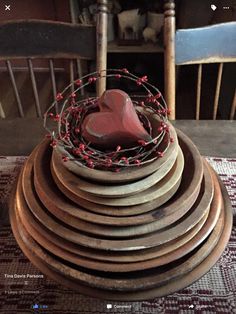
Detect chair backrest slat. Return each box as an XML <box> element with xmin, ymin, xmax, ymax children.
<box><xmin>196</xmin><ymin>64</ymin><xmax>202</xmax><ymax>120</ymax></box>
<box><xmin>27</xmin><ymin>58</ymin><xmax>41</xmax><ymax>118</ymax></box>
<box><xmin>175</xmin><ymin>23</ymin><xmax>236</xmax><ymax>65</ymax></box>
<box><xmin>6</xmin><ymin>60</ymin><xmax>24</xmax><ymax>117</ymax></box>
<box><xmin>0</xmin><ymin>20</ymin><xmax>96</xmax><ymax>60</ymax></box>
<box><xmin>213</xmin><ymin>63</ymin><xmax>224</xmax><ymax>120</ymax></box>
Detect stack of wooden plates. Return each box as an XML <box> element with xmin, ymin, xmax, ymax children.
<box><xmin>10</xmin><ymin>126</ymin><xmax>232</xmax><ymax>301</ymax></box>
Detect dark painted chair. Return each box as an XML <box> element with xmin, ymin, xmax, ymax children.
<box><xmin>164</xmin><ymin>0</ymin><xmax>236</xmax><ymax>120</ymax></box>
<box><xmin>0</xmin><ymin>0</ymin><xmax>108</xmax><ymax>155</ymax></box>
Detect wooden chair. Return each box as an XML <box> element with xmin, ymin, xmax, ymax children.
<box><xmin>0</xmin><ymin>0</ymin><xmax>108</xmax><ymax>155</ymax></box>
<box><xmin>164</xmin><ymin>0</ymin><xmax>236</xmax><ymax>120</ymax></box>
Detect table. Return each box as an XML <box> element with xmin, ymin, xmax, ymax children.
<box><xmin>0</xmin><ymin>119</ymin><xmax>235</xmax><ymax>313</ymax></box>
<box><xmin>0</xmin><ymin>119</ymin><xmax>235</xmax><ymax>156</ymax></box>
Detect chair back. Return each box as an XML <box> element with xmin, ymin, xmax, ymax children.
<box><xmin>0</xmin><ymin>0</ymin><xmax>108</xmax><ymax>119</ymax></box>
<box><xmin>164</xmin><ymin>0</ymin><xmax>236</xmax><ymax>120</ymax></box>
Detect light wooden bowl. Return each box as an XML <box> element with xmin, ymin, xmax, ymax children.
<box><xmin>55</xmin><ymin>109</ymin><xmax>179</xmax><ymax>183</ymax></box>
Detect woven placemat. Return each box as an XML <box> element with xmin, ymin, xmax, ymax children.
<box><xmin>0</xmin><ymin>156</ymin><xmax>235</xmax><ymax>313</ymax></box>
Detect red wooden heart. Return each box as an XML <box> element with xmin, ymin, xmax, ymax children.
<box><xmin>81</xmin><ymin>89</ymin><xmax>152</xmax><ymax>149</ymax></box>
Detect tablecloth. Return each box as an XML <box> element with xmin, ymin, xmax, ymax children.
<box><xmin>0</xmin><ymin>156</ymin><xmax>235</xmax><ymax>314</ymax></box>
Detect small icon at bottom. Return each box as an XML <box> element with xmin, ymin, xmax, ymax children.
<box><xmin>107</xmin><ymin>304</ymin><xmax>112</xmax><ymax>309</ymax></box>
<box><xmin>32</xmin><ymin>304</ymin><xmax>39</xmax><ymax>309</ymax></box>
<box><xmin>189</xmin><ymin>304</ymin><xmax>194</xmax><ymax>309</ymax></box>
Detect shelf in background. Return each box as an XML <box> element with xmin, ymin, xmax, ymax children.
<box><xmin>107</xmin><ymin>41</ymin><xmax>164</xmax><ymax>53</ymax></box>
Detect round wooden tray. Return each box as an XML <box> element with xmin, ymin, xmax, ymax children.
<box><xmin>55</xmin><ymin>119</ymin><xmax>178</xmax><ymax>183</ymax></box>
<box><xmin>14</xmin><ymin>169</ymin><xmax>221</xmax><ymax>272</ymax></box>
<box><xmin>33</xmin><ymin>130</ymin><xmax>203</xmax><ymax>225</ymax></box>
<box><xmin>9</xmin><ymin>123</ymin><xmax>232</xmax><ymax>301</ymax></box>
<box><xmin>51</xmin><ymin>139</ymin><xmax>178</xmax><ymax>198</ymax></box>
<box><xmin>20</xmin><ymin>150</ymin><xmax>213</xmax><ymax>247</ymax></box>
<box><xmin>9</xmin><ymin>173</ymin><xmax>232</xmax><ymax>301</ymax></box>
<box><xmin>51</xmin><ymin>147</ymin><xmax>184</xmax><ymax>207</ymax></box>
<box><xmin>29</xmin><ymin>160</ymin><xmax>211</xmax><ymax>241</ymax></box>
<box><xmin>18</xmin><ymin>172</ymin><xmax>212</xmax><ymax>249</ymax></box>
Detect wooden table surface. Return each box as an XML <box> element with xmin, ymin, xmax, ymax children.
<box><xmin>0</xmin><ymin>118</ymin><xmax>235</xmax><ymax>157</ymax></box>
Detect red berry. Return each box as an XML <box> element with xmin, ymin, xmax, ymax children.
<box><xmin>87</xmin><ymin>160</ymin><xmax>94</xmax><ymax>168</ymax></box>
<box><xmin>135</xmin><ymin>159</ymin><xmax>141</xmax><ymax>166</ymax></box>
<box><xmin>56</xmin><ymin>93</ymin><xmax>63</xmax><ymax>101</ymax></box>
<box><xmin>79</xmin><ymin>143</ymin><xmax>85</xmax><ymax>150</ymax></box>
<box><xmin>155</xmin><ymin>92</ymin><xmax>161</xmax><ymax>99</ymax></box>
<box><xmin>138</xmin><ymin>140</ymin><xmax>147</xmax><ymax>146</ymax></box>
<box><xmin>75</xmin><ymin>79</ymin><xmax>82</xmax><ymax>86</ymax></box>
<box><xmin>88</xmin><ymin>77</ymin><xmax>97</xmax><ymax>83</ymax></box>
<box><xmin>50</xmin><ymin>140</ymin><xmax>57</xmax><ymax>147</ymax></box>
<box><xmin>62</xmin><ymin>156</ymin><xmax>69</xmax><ymax>162</ymax></box>
<box><xmin>122</xmin><ymin>68</ymin><xmax>129</xmax><ymax>73</ymax></box>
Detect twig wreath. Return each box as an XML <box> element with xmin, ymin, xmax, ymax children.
<box><xmin>44</xmin><ymin>69</ymin><xmax>173</xmax><ymax>172</ymax></box>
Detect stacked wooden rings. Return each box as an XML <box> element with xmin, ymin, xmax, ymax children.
<box><xmin>10</xmin><ymin>125</ymin><xmax>233</xmax><ymax>301</ymax></box>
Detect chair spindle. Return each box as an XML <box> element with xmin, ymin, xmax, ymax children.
<box><xmin>6</xmin><ymin>60</ymin><xmax>24</xmax><ymax>118</ymax></box>
<box><xmin>196</xmin><ymin>64</ymin><xmax>202</xmax><ymax>120</ymax></box>
<box><xmin>70</xmin><ymin>60</ymin><xmax>74</xmax><ymax>93</ymax></box>
<box><xmin>49</xmin><ymin>59</ymin><xmax>58</xmax><ymax>114</ymax></box>
<box><xmin>230</xmin><ymin>89</ymin><xmax>236</xmax><ymax>120</ymax></box>
<box><xmin>213</xmin><ymin>63</ymin><xmax>223</xmax><ymax>120</ymax></box>
<box><xmin>27</xmin><ymin>59</ymin><xmax>42</xmax><ymax>117</ymax></box>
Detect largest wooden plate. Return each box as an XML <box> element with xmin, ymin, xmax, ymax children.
<box><xmin>14</xmin><ymin>166</ymin><xmax>221</xmax><ymax>272</ymax></box>
<box><xmin>9</xmin><ymin>172</ymin><xmax>232</xmax><ymax>301</ymax></box>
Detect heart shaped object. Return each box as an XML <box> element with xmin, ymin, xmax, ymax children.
<box><xmin>81</xmin><ymin>89</ymin><xmax>152</xmax><ymax>149</ymax></box>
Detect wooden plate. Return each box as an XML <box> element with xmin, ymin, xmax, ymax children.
<box><xmin>10</xmin><ymin>194</ymin><xmax>224</xmax><ymax>292</ymax></box>
<box><xmin>14</xmin><ymin>207</ymin><xmax>209</xmax><ymax>272</ymax></box>
<box><xmin>34</xmin><ymin>131</ymin><xmax>203</xmax><ymax>225</ymax></box>
<box><xmin>51</xmin><ymin>147</ymin><xmax>184</xmax><ymax>207</ymax></box>
<box><xmin>14</xmin><ymin>174</ymin><xmax>216</xmax><ymax>263</ymax></box>
<box><xmin>24</xmin><ymin>144</ymin><xmax>213</xmax><ymax>239</ymax></box>
<box><xmin>51</xmin><ymin>139</ymin><xmax>178</xmax><ymax>198</ymax></box>
<box><xmin>55</xmin><ymin>119</ymin><xmax>178</xmax><ymax>183</ymax></box>
<box><xmin>9</xmin><ymin>173</ymin><xmax>232</xmax><ymax>300</ymax></box>
<box><xmin>20</xmin><ymin>158</ymin><xmax>213</xmax><ymax>247</ymax></box>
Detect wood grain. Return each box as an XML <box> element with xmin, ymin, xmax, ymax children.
<box><xmin>0</xmin><ymin>20</ymin><xmax>96</xmax><ymax>60</ymax></box>
<box><xmin>51</xmin><ymin>148</ymin><xmax>184</xmax><ymax>206</ymax></box>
